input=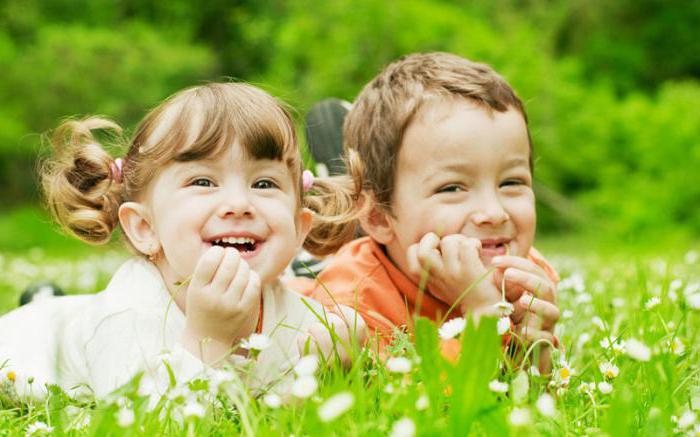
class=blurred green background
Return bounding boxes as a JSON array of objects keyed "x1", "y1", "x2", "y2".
[{"x1": 1, "y1": 0, "x2": 699, "y2": 254}]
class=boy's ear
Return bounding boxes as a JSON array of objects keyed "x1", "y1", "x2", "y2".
[
  {"x1": 358, "y1": 193, "x2": 395, "y2": 245},
  {"x1": 118, "y1": 202, "x2": 160, "y2": 256},
  {"x1": 295, "y1": 207, "x2": 314, "y2": 247}
]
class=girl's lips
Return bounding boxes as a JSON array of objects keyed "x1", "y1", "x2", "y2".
[{"x1": 205, "y1": 238, "x2": 265, "y2": 260}]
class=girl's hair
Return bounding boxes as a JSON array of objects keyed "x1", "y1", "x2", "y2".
[{"x1": 42, "y1": 82, "x2": 355, "y2": 257}]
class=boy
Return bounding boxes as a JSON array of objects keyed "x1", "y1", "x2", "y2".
[{"x1": 302, "y1": 52, "x2": 560, "y2": 367}]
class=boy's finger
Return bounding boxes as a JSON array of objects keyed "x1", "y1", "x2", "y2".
[
  {"x1": 417, "y1": 233, "x2": 444, "y2": 275},
  {"x1": 190, "y1": 246, "x2": 225, "y2": 290},
  {"x1": 518, "y1": 294, "x2": 560, "y2": 330},
  {"x1": 491, "y1": 256, "x2": 547, "y2": 281},
  {"x1": 211, "y1": 248, "x2": 241, "y2": 294},
  {"x1": 406, "y1": 244, "x2": 422, "y2": 276},
  {"x1": 440, "y1": 234, "x2": 463, "y2": 276},
  {"x1": 458, "y1": 238, "x2": 487, "y2": 277},
  {"x1": 516, "y1": 325, "x2": 555, "y2": 345},
  {"x1": 503, "y1": 268, "x2": 556, "y2": 303}
]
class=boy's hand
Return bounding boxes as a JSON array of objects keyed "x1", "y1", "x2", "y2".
[
  {"x1": 491, "y1": 256, "x2": 560, "y2": 372},
  {"x1": 296, "y1": 305, "x2": 367, "y2": 368},
  {"x1": 182, "y1": 246, "x2": 262, "y2": 364},
  {"x1": 406, "y1": 232, "x2": 501, "y2": 317}
]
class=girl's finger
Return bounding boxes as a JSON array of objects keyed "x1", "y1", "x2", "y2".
[
  {"x1": 211, "y1": 248, "x2": 241, "y2": 294},
  {"x1": 503, "y1": 268, "x2": 556, "y2": 303},
  {"x1": 190, "y1": 246, "x2": 225, "y2": 290},
  {"x1": 224, "y1": 256, "x2": 250, "y2": 302},
  {"x1": 237, "y1": 270, "x2": 261, "y2": 311}
]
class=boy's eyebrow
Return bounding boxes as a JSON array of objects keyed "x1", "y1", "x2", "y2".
[{"x1": 503, "y1": 157, "x2": 530, "y2": 168}]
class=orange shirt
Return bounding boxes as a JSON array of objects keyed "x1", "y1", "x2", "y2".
[{"x1": 296, "y1": 237, "x2": 559, "y2": 348}]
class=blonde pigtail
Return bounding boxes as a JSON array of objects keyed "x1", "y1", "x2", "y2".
[{"x1": 41, "y1": 117, "x2": 125, "y2": 245}]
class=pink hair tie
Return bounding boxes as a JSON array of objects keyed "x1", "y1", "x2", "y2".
[
  {"x1": 109, "y1": 158, "x2": 124, "y2": 184},
  {"x1": 302, "y1": 169, "x2": 314, "y2": 192}
]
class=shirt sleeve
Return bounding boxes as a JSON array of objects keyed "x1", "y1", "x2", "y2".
[{"x1": 77, "y1": 309, "x2": 210, "y2": 399}]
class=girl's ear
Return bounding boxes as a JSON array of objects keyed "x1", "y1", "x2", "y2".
[
  {"x1": 358, "y1": 193, "x2": 395, "y2": 245},
  {"x1": 295, "y1": 207, "x2": 314, "y2": 247},
  {"x1": 118, "y1": 202, "x2": 160, "y2": 256}
]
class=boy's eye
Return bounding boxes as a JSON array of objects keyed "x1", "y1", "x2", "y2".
[
  {"x1": 437, "y1": 184, "x2": 464, "y2": 194},
  {"x1": 191, "y1": 178, "x2": 214, "y2": 187},
  {"x1": 500, "y1": 179, "x2": 526, "y2": 188},
  {"x1": 252, "y1": 178, "x2": 279, "y2": 190}
]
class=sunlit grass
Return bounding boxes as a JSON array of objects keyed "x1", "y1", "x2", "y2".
[{"x1": 1, "y1": 208, "x2": 699, "y2": 435}]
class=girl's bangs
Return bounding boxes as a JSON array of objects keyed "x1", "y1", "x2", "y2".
[{"x1": 140, "y1": 84, "x2": 298, "y2": 166}]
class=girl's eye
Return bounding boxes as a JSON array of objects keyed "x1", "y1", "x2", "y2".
[
  {"x1": 437, "y1": 184, "x2": 464, "y2": 194},
  {"x1": 191, "y1": 178, "x2": 214, "y2": 187},
  {"x1": 252, "y1": 179, "x2": 279, "y2": 190}
]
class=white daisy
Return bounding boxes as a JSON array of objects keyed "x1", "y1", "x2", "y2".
[
  {"x1": 318, "y1": 392, "x2": 354, "y2": 422},
  {"x1": 263, "y1": 393, "x2": 282, "y2": 409},
  {"x1": 488, "y1": 379, "x2": 509, "y2": 394},
  {"x1": 291, "y1": 376, "x2": 318, "y2": 398},
  {"x1": 644, "y1": 296, "x2": 661, "y2": 310},
  {"x1": 389, "y1": 417, "x2": 416, "y2": 437},
  {"x1": 625, "y1": 339, "x2": 651, "y2": 361},
  {"x1": 386, "y1": 357, "x2": 412, "y2": 374},
  {"x1": 497, "y1": 317, "x2": 511, "y2": 336},
  {"x1": 598, "y1": 381, "x2": 613, "y2": 394},
  {"x1": 509, "y1": 407, "x2": 531, "y2": 427},
  {"x1": 535, "y1": 393, "x2": 556, "y2": 417},
  {"x1": 26, "y1": 421, "x2": 53, "y2": 436},
  {"x1": 598, "y1": 361, "x2": 619, "y2": 379},
  {"x1": 294, "y1": 355, "x2": 319, "y2": 377},
  {"x1": 438, "y1": 317, "x2": 466, "y2": 340},
  {"x1": 240, "y1": 333, "x2": 272, "y2": 352}
]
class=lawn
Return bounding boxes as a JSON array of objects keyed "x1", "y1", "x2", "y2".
[{"x1": 1, "y1": 208, "x2": 699, "y2": 435}]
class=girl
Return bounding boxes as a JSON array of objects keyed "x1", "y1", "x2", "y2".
[{"x1": 0, "y1": 83, "x2": 363, "y2": 399}]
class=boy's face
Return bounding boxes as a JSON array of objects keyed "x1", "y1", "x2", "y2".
[{"x1": 375, "y1": 98, "x2": 535, "y2": 276}]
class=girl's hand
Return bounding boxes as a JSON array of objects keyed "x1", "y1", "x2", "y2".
[
  {"x1": 406, "y1": 232, "x2": 501, "y2": 317},
  {"x1": 296, "y1": 305, "x2": 367, "y2": 367},
  {"x1": 182, "y1": 246, "x2": 262, "y2": 364},
  {"x1": 491, "y1": 255, "x2": 560, "y2": 373}
]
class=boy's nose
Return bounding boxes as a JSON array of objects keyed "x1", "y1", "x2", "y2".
[{"x1": 470, "y1": 194, "x2": 509, "y2": 226}]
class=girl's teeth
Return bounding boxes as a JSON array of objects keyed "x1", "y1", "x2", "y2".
[{"x1": 214, "y1": 237, "x2": 256, "y2": 245}]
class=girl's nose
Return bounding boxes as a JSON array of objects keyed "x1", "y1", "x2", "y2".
[{"x1": 217, "y1": 186, "x2": 255, "y2": 218}]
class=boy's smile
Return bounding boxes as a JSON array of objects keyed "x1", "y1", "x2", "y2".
[{"x1": 372, "y1": 97, "x2": 535, "y2": 281}]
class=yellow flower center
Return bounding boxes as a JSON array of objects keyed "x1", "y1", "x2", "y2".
[
  {"x1": 7, "y1": 371, "x2": 16, "y2": 382},
  {"x1": 559, "y1": 367, "x2": 570, "y2": 380}
]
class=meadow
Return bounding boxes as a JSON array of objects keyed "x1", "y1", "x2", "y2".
[{"x1": 1, "y1": 209, "x2": 699, "y2": 436}]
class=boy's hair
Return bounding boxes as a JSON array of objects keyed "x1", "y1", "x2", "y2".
[
  {"x1": 344, "y1": 51, "x2": 531, "y2": 211},
  {"x1": 42, "y1": 82, "x2": 354, "y2": 256},
  {"x1": 300, "y1": 52, "x2": 534, "y2": 255}
]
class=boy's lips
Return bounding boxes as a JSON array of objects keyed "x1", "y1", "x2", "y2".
[{"x1": 479, "y1": 238, "x2": 511, "y2": 258}]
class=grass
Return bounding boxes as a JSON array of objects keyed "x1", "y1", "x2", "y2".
[{"x1": 1, "y1": 207, "x2": 699, "y2": 435}]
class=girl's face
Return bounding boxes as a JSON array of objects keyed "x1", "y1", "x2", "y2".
[{"x1": 142, "y1": 141, "x2": 309, "y2": 288}]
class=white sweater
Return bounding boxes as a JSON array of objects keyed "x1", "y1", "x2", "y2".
[{"x1": 0, "y1": 258, "x2": 326, "y2": 399}]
